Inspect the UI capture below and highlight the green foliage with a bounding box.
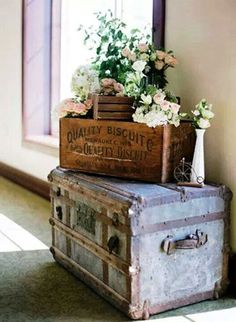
[78,11,144,84]
[78,11,177,94]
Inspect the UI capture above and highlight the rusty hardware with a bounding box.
[107,235,119,254]
[49,217,55,226]
[56,187,61,196]
[56,206,63,220]
[47,173,53,182]
[112,213,119,227]
[49,246,55,256]
[162,229,208,255]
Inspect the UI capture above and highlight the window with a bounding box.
[60,0,153,100]
[23,0,165,142]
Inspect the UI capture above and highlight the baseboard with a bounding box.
[229,253,236,294]
[0,162,50,200]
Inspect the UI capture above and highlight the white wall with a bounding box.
[0,0,58,181]
[165,0,236,249]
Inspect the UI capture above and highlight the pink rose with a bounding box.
[156,50,167,60]
[59,107,67,118]
[121,47,130,57]
[73,102,87,114]
[64,100,88,114]
[64,99,76,112]
[153,92,165,104]
[138,43,149,53]
[128,52,136,62]
[165,55,178,66]
[84,99,93,109]
[171,103,180,114]
[114,82,124,93]
[160,100,171,111]
[155,60,165,70]
[100,78,115,87]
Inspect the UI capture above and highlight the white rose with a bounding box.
[137,43,149,53]
[197,118,211,129]
[132,108,146,123]
[170,115,180,127]
[145,111,168,127]
[192,110,200,116]
[171,103,180,114]
[132,60,146,72]
[140,53,149,62]
[160,100,170,111]
[141,94,152,105]
[153,91,165,104]
[201,109,214,119]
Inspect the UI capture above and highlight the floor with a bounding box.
[0,176,236,322]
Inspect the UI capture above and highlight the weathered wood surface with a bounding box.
[48,168,232,320]
[96,111,133,120]
[60,119,195,182]
[92,95,134,120]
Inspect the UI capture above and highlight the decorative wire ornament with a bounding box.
[174,158,204,184]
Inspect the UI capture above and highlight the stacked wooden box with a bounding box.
[48,95,232,320]
[59,118,195,183]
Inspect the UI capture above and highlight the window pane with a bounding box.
[60,0,116,100]
[118,0,153,33]
[60,0,153,101]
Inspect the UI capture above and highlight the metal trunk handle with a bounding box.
[162,229,208,255]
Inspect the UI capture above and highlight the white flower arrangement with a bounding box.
[191,99,214,129]
[53,65,100,119]
[71,65,100,102]
[53,12,180,122]
[132,88,182,128]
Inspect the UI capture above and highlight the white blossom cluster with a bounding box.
[132,90,181,128]
[192,99,214,129]
[71,65,100,103]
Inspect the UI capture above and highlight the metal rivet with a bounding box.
[56,206,63,220]
[56,188,61,197]
[112,213,119,227]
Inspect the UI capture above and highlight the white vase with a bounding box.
[191,129,205,183]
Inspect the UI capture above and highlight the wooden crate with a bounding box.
[92,94,134,120]
[59,118,195,183]
[48,168,232,320]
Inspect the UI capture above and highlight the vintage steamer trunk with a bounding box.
[48,168,232,320]
[59,119,195,183]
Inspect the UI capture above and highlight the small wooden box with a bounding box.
[48,168,232,320]
[92,95,134,120]
[59,118,195,183]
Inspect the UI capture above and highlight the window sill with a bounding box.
[23,135,59,157]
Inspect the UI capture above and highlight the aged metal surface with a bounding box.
[49,168,232,320]
[59,119,194,182]
[138,221,224,304]
[162,229,208,255]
